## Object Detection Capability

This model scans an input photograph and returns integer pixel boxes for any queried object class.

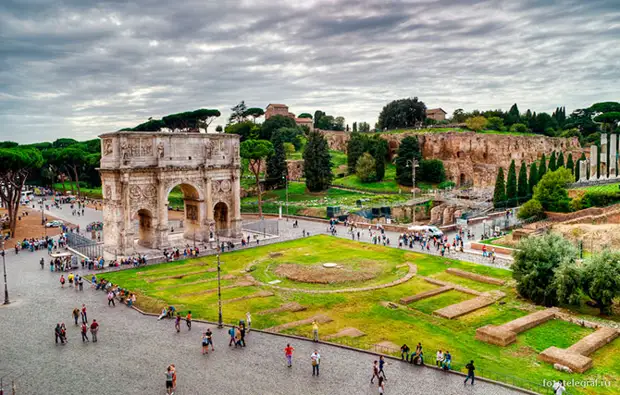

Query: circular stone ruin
[273,262,380,284]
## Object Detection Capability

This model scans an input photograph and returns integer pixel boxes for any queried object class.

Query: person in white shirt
[311,350,321,376]
[246,312,252,332]
[553,380,566,395]
[435,349,444,367]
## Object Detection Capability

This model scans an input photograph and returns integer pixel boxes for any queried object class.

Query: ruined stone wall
[319,130,584,187]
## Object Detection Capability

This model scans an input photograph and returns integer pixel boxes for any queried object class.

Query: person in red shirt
[90,319,99,342]
[80,322,89,342]
[284,344,295,367]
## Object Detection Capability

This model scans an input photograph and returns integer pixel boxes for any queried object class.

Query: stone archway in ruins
[99,131,243,255]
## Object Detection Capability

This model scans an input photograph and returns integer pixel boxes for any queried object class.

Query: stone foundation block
[475,325,516,346]
[539,347,592,374]
[445,268,506,285]
[399,285,453,305]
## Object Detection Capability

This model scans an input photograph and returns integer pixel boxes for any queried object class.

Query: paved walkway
[0,218,524,394]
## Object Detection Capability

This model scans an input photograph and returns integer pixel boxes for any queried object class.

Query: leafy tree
[377,97,426,130]
[395,136,422,186]
[418,159,446,183]
[486,116,505,131]
[528,162,538,195]
[298,113,312,119]
[334,116,346,131]
[509,123,529,134]
[260,115,297,141]
[240,140,274,216]
[303,131,333,192]
[283,143,295,157]
[594,112,620,132]
[275,127,305,151]
[53,138,78,148]
[243,108,265,123]
[581,251,620,315]
[553,261,582,306]
[313,110,325,129]
[538,153,547,180]
[552,106,567,129]
[225,121,259,142]
[533,167,573,212]
[590,101,620,114]
[506,160,518,206]
[82,152,102,187]
[517,199,544,220]
[57,147,87,197]
[548,151,557,172]
[229,101,248,124]
[451,109,467,123]
[215,125,223,132]
[492,167,506,208]
[517,161,529,201]
[346,133,366,174]
[0,141,19,148]
[358,122,371,133]
[193,109,221,132]
[352,122,357,132]
[532,112,558,135]
[465,116,488,132]
[513,233,577,306]
[505,103,520,126]
[266,131,288,189]
[0,148,44,236]
[355,152,376,182]
[564,108,599,136]
[556,152,565,169]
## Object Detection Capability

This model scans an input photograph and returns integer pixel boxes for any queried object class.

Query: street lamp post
[407,159,419,224]
[284,175,289,221]
[1,239,9,305]
[216,235,223,328]
[40,198,45,225]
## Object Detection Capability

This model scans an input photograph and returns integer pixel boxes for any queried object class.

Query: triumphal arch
[98,131,242,255]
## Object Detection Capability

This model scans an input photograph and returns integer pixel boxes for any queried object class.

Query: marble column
[579,160,588,182]
[590,145,598,180]
[610,134,617,178]
[600,133,608,179]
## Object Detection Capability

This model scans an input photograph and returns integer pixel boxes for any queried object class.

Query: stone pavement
[0,246,526,394]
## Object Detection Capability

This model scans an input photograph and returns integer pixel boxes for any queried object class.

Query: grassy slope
[383,127,535,137]
[102,235,619,394]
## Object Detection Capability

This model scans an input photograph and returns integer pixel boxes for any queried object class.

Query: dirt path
[1,206,75,241]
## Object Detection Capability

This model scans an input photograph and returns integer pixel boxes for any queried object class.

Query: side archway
[214,201,229,235]
[137,208,156,248]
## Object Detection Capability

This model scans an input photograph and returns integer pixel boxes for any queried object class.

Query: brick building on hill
[427,108,447,122]
[265,103,314,131]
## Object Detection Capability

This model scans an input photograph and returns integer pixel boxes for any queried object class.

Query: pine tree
[548,151,557,171]
[303,131,333,192]
[352,122,357,133]
[517,161,529,202]
[266,130,288,189]
[557,152,565,169]
[538,153,547,181]
[506,160,518,207]
[566,153,574,175]
[529,162,538,195]
[493,167,507,208]
[506,103,520,126]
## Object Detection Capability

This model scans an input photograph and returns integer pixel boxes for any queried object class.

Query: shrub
[465,116,488,132]
[581,191,620,208]
[418,159,446,183]
[510,123,529,134]
[581,251,620,315]
[438,181,456,190]
[532,168,573,212]
[355,152,377,183]
[517,199,545,220]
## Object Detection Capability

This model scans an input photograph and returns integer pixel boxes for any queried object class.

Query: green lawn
[574,182,620,192]
[53,182,103,199]
[382,127,534,137]
[332,163,410,194]
[102,236,619,394]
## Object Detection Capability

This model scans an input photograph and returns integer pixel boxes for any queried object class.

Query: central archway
[214,202,229,236]
[166,183,204,243]
[137,209,155,248]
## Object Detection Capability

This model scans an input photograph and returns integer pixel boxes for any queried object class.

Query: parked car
[45,220,64,228]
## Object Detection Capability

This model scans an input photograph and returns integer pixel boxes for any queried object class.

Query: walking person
[165,366,174,395]
[311,350,321,376]
[60,274,65,288]
[284,343,295,367]
[186,311,192,331]
[553,380,566,395]
[54,323,65,345]
[175,313,181,333]
[90,319,99,342]
[246,311,252,332]
[81,322,89,342]
[312,320,319,342]
[202,332,210,355]
[107,290,116,307]
[378,356,387,381]
[464,360,475,385]
[72,307,80,326]
[228,326,236,346]
[81,304,88,324]
[371,360,380,384]
[378,376,385,395]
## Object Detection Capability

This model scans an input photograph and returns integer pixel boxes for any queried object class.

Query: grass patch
[517,319,594,352]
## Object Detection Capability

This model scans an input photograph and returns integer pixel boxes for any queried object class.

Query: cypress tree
[303,130,334,192]
[557,152,565,169]
[529,162,538,195]
[538,153,547,181]
[493,167,507,208]
[566,153,574,174]
[266,130,288,189]
[548,151,557,171]
[506,160,518,207]
[517,161,529,202]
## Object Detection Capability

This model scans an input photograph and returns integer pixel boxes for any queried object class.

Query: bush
[510,123,529,134]
[465,116,488,132]
[581,251,620,315]
[355,152,377,182]
[517,199,545,220]
[438,181,456,190]
[533,168,573,212]
[581,191,620,208]
[419,159,446,183]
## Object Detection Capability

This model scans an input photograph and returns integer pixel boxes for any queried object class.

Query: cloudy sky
[1,0,619,143]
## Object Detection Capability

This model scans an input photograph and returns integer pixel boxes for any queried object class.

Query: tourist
[311,350,320,376]
[442,350,452,371]
[171,364,177,392]
[54,323,64,345]
[202,332,210,354]
[158,307,168,320]
[90,319,99,342]
[60,274,65,288]
[60,323,67,343]
[78,276,84,291]
[246,311,252,332]
[378,376,385,395]
[371,360,380,384]
[379,356,387,381]
[40,257,44,269]
[206,328,214,351]
[553,380,566,395]
[186,311,192,331]
[175,313,181,333]
[400,344,410,361]
[312,320,319,342]
[72,307,80,325]
[464,360,475,385]
[239,323,246,346]
[411,342,424,365]
[436,349,444,367]
[81,322,89,342]
[107,290,116,307]
[81,304,88,323]
[228,326,236,346]
[284,343,295,367]
[165,366,174,394]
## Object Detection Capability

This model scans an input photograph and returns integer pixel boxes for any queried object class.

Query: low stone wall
[475,308,558,346]
[399,285,453,304]
[265,314,333,333]
[567,327,619,356]
[433,291,504,319]
[445,268,506,285]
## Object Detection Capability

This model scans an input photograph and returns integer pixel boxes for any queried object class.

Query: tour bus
[407,225,444,238]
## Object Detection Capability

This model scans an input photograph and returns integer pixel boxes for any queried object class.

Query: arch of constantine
[98,131,242,255]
